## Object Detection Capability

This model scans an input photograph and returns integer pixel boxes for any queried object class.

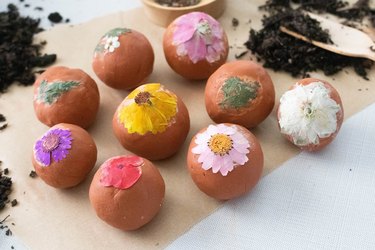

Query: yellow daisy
[118,83,178,135]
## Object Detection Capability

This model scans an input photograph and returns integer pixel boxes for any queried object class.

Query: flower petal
[211,156,223,174]
[219,155,235,176]
[36,149,51,166]
[201,151,215,171]
[192,143,209,154]
[229,148,248,165]
[195,132,211,145]
[198,148,214,165]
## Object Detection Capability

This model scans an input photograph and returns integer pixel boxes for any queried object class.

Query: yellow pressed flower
[118,83,178,135]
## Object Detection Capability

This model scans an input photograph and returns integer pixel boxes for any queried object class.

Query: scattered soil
[0,166,12,211]
[0,215,12,237]
[0,4,57,93]
[29,170,37,178]
[232,18,239,27]
[0,114,7,131]
[245,0,374,79]
[48,12,63,23]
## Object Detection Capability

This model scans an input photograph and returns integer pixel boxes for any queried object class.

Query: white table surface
[1,1,375,249]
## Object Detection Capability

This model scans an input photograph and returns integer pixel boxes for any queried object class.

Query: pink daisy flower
[172,12,226,64]
[192,124,250,176]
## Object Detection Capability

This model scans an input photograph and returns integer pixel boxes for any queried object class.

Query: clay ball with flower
[92,27,154,90]
[187,123,264,200]
[89,155,165,231]
[163,11,229,80]
[277,78,344,151]
[113,83,190,160]
[32,123,97,189]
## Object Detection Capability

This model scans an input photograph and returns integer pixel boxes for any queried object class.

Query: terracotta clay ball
[277,78,344,151]
[205,60,275,128]
[187,123,264,200]
[33,66,100,128]
[89,155,165,231]
[32,123,97,189]
[92,27,154,89]
[113,83,190,160]
[163,12,229,80]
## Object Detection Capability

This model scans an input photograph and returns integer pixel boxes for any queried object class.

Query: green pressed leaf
[95,44,105,53]
[105,27,131,37]
[37,80,80,105]
[219,77,260,109]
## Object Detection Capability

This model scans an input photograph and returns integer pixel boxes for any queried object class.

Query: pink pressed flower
[100,156,143,189]
[172,12,226,64]
[192,124,250,176]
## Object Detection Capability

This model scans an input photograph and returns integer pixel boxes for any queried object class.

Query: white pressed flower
[104,36,120,53]
[278,82,341,146]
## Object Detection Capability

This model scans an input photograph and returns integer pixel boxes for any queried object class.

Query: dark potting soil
[29,170,37,178]
[155,0,201,7]
[0,114,7,131]
[0,215,13,237]
[48,12,63,23]
[245,0,374,79]
[0,167,12,211]
[0,4,57,93]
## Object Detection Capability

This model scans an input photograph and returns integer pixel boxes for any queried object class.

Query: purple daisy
[34,128,73,167]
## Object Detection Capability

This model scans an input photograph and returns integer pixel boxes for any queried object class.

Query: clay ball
[163,12,228,80]
[113,83,190,160]
[32,123,97,189]
[33,66,100,128]
[187,123,264,200]
[277,78,344,151]
[205,60,275,128]
[89,155,165,231]
[92,27,154,89]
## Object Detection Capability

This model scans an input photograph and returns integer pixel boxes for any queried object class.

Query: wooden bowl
[142,0,226,27]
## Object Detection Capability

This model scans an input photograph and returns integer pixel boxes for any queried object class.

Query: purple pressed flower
[34,128,73,167]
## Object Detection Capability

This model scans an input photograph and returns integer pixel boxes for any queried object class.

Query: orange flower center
[208,134,233,155]
[42,133,60,152]
[134,91,151,105]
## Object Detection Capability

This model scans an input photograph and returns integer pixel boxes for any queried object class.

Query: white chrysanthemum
[278,82,341,146]
[104,36,120,53]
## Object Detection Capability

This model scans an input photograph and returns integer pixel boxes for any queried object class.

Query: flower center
[197,20,211,35]
[42,133,60,152]
[303,103,315,118]
[134,91,152,105]
[208,134,233,155]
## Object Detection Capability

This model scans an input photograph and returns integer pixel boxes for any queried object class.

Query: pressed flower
[34,128,73,167]
[100,156,143,189]
[278,82,341,146]
[172,12,226,63]
[192,124,250,176]
[94,27,131,53]
[118,83,178,135]
[104,36,120,53]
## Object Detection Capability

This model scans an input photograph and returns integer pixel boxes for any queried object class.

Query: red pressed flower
[100,156,143,189]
